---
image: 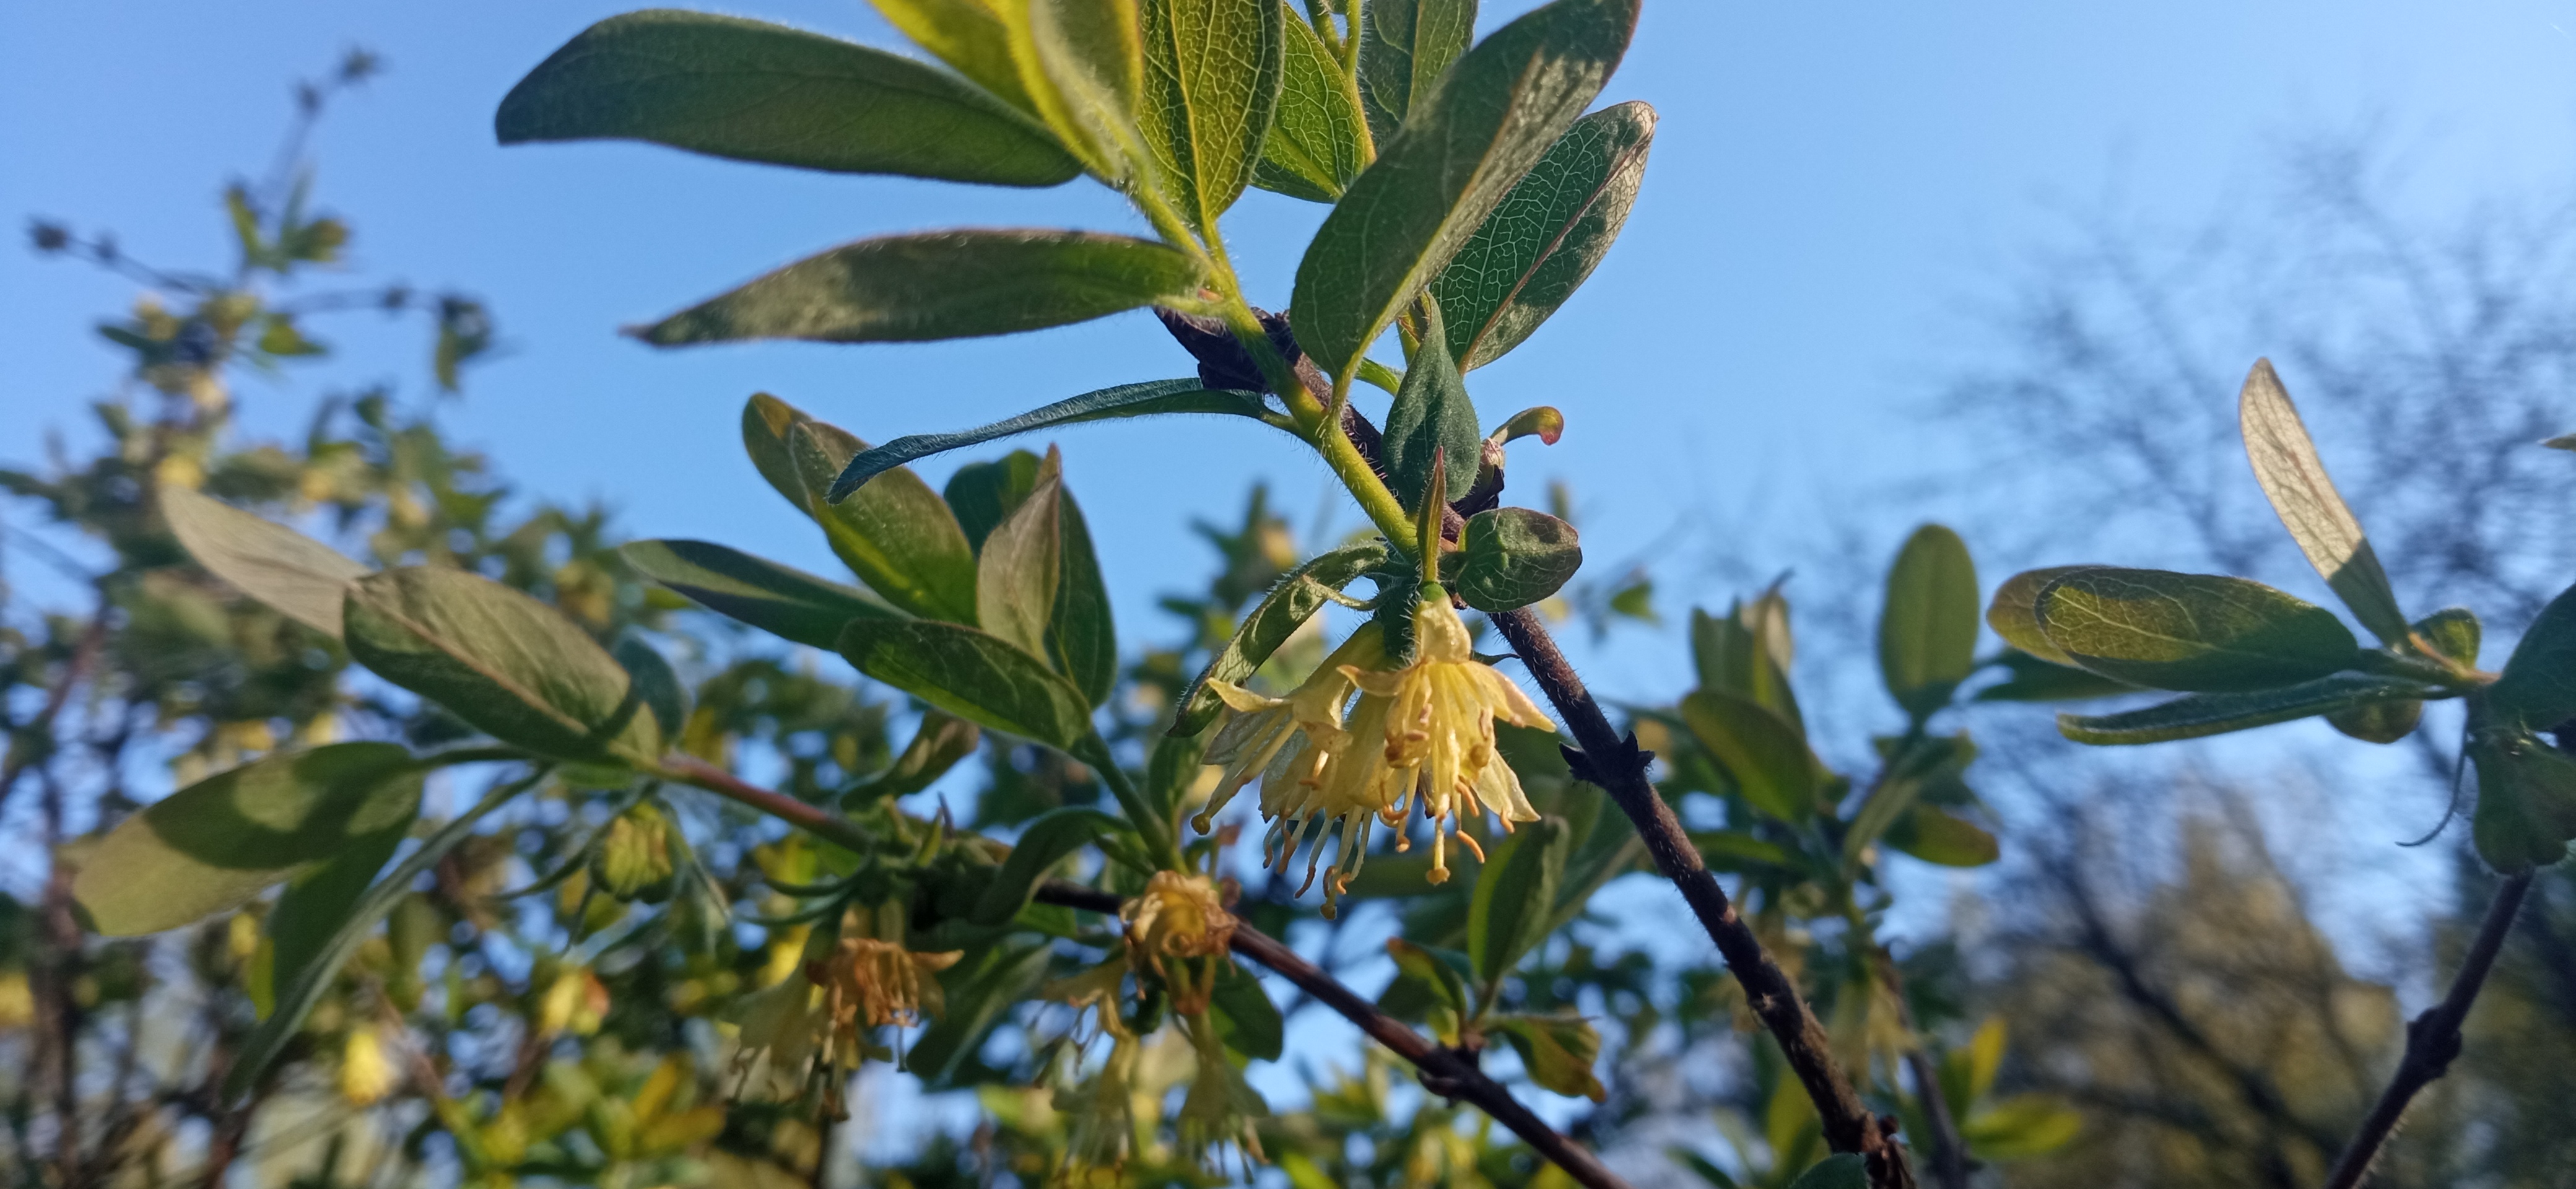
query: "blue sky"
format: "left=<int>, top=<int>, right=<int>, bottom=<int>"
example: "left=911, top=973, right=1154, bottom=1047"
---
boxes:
left=8, top=2, right=2575, bottom=707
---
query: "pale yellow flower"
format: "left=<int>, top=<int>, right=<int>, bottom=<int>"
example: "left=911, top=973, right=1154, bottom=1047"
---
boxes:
left=1338, top=590, right=1551, bottom=885
left=729, top=934, right=962, bottom=1115
left=1194, top=626, right=1383, bottom=832
left=1121, top=872, right=1236, bottom=1013
left=340, top=1026, right=402, bottom=1106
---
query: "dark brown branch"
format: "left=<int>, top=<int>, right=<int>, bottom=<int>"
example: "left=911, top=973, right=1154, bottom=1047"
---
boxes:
left=2321, top=871, right=2533, bottom=1189
left=1489, top=610, right=1913, bottom=1188
left=1033, top=882, right=1632, bottom=1189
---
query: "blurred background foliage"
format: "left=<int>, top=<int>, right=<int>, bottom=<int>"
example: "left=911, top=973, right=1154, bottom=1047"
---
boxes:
left=6, top=49, right=2575, bottom=1189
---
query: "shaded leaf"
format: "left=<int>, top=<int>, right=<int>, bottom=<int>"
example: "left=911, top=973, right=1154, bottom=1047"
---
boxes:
left=2055, top=672, right=2438, bottom=746
left=1878, top=523, right=1980, bottom=720
left=1972, top=648, right=2139, bottom=703
left=1961, top=1094, right=2083, bottom=1160
left=1138, top=0, right=1283, bottom=230
left=1785, top=1155, right=1868, bottom=1189
left=1468, top=815, right=1568, bottom=983
left=639, top=230, right=1201, bottom=346
left=2471, top=722, right=2576, bottom=871
left=2412, top=606, right=2481, bottom=668
left=1385, top=936, right=1472, bottom=1016
left=2034, top=567, right=2360, bottom=692
left=1052, top=486, right=1118, bottom=706
left=1172, top=541, right=1390, bottom=735
left=2239, top=358, right=2408, bottom=643
left=907, top=942, right=1055, bottom=1086
left=826, top=379, right=1261, bottom=502
left=837, top=619, right=1095, bottom=751
left=848, top=712, right=982, bottom=802
left=263, top=821, right=410, bottom=1012
left=74, top=744, right=422, bottom=936
left=161, top=485, right=369, bottom=637
left=742, top=393, right=822, bottom=511
left=2325, top=697, right=2423, bottom=744
left=2487, top=581, right=2576, bottom=730
left=1430, top=100, right=1653, bottom=369
left=344, top=568, right=662, bottom=764
left=1251, top=7, right=1367, bottom=201
left=1455, top=507, right=1582, bottom=612
left=1209, top=959, right=1283, bottom=1061
left=945, top=450, right=1047, bottom=552
left=1291, top=0, right=1640, bottom=378
left=615, top=638, right=689, bottom=740
left=972, top=807, right=1130, bottom=924
left=1380, top=293, right=1481, bottom=510
left=977, top=447, right=1066, bottom=658
left=495, top=10, right=1081, bottom=186
left=1884, top=804, right=1999, bottom=868
left=1490, top=1013, right=1605, bottom=1102
left=791, top=421, right=981, bottom=622
left=620, top=539, right=900, bottom=651
left=1357, top=0, right=1477, bottom=144
left=1680, top=689, right=1819, bottom=821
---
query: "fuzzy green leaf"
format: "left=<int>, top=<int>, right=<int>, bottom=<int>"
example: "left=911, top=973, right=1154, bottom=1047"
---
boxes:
left=2055, top=672, right=2437, bottom=746
left=1455, top=507, right=1582, bottom=611
left=1250, top=7, right=1367, bottom=201
left=977, top=447, right=1066, bottom=660
left=344, top=568, right=661, bottom=764
left=1357, top=0, right=1478, bottom=145
left=1878, top=523, right=1981, bottom=720
left=790, top=421, right=981, bottom=623
left=825, top=378, right=1262, bottom=502
left=1138, top=0, right=1283, bottom=230
left=1291, top=0, right=1640, bottom=379
left=1380, top=294, right=1481, bottom=510
left=639, top=230, right=1201, bottom=346
left=161, top=485, right=370, bottom=637
left=2035, top=567, right=2361, bottom=692
left=868, top=0, right=1039, bottom=113
left=1430, top=100, right=1653, bottom=369
left=1052, top=486, right=1118, bottom=707
left=494, top=10, right=1080, bottom=186
left=837, top=619, right=1095, bottom=751
left=620, top=539, right=900, bottom=650
left=74, top=744, right=422, bottom=936
left=1008, top=0, right=1146, bottom=180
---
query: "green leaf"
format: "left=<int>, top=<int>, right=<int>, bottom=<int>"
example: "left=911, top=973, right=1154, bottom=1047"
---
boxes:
left=825, top=379, right=1261, bottom=503
left=1007, top=0, right=1147, bottom=180
left=620, top=539, right=900, bottom=650
left=1668, top=1149, right=1741, bottom=1189
left=1785, top=1154, right=1868, bottom=1189
left=2472, top=722, right=2576, bottom=871
left=848, top=712, right=982, bottom=803
left=1251, top=7, right=1367, bottom=202
left=494, top=10, right=1081, bottom=187
left=1489, top=1013, right=1604, bottom=1102
left=1429, top=100, right=1653, bottom=370
left=946, top=450, right=1046, bottom=552
left=1680, top=690, right=1819, bottom=821
left=344, top=568, right=662, bottom=764
left=638, top=230, right=1202, bottom=346
left=161, top=485, right=369, bottom=637
left=868, top=0, right=1039, bottom=114
left=2412, top=607, right=2481, bottom=667
left=2034, top=567, right=2361, bottom=692
left=908, top=942, right=1055, bottom=1085
left=1357, top=0, right=1478, bottom=145
left=1052, top=484, right=1118, bottom=707
left=1291, top=0, right=1639, bottom=379
left=1138, top=0, right=1283, bottom=231
left=1690, top=829, right=1796, bottom=874
left=1985, top=565, right=2102, bottom=667
left=1690, top=591, right=1802, bottom=730
left=1380, top=293, right=1482, bottom=510
left=1454, top=508, right=1582, bottom=612
left=614, top=638, right=689, bottom=740
left=226, top=773, right=524, bottom=1100
left=2238, top=358, right=2409, bottom=645
left=1972, top=649, right=2139, bottom=703
left=73, top=744, right=422, bottom=936
left=1878, top=523, right=1981, bottom=720
left=1209, top=959, right=1284, bottom=1061
left=1468, top=815, right=1568, bottom=985
left=263, top=822, right=410, bottom=1012
left=1884, top=804, right=1999, bottom=868
left=977, top=446, right=1066, bottom=658
left=790, top=421, right=981, bottom=622
left=1384, top=937, right=1472, bottom=1016
left=1961, top=1094, right=2084, bottom=1160
left=1172, top=541, right=1390, bottom=736
left=971, top=807, right=1130, bottom=924
left=2326, top=697, right=2423, bottom=744
left=837, top=619, right=1095, bottom=750
left=2055, top=672, right=2438, bottom=746
left=742, top=393, right=820, bottom=511
left=2488, top=582, right=2576, bottom=730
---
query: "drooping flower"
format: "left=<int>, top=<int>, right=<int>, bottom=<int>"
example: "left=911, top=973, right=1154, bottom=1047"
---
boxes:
left=1337, top=588, right=1553, bottom=885
left=1175, top=1010, right=1267, bottom=1174
left=1197, top=629, right=1396, bottom=914
left=729, top=930, right=962, bottom=1115
left=1120, top=871, right=1237, bottom=1014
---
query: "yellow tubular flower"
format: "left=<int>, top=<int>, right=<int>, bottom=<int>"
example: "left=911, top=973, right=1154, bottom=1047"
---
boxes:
left=1120, top=871, right=1237, bottom=1014
left=729, top=934, right=961, bottom=1116
left=1194, top=625, right=1384, bottom=833
left=1341, top=589, right=1552, bottom=886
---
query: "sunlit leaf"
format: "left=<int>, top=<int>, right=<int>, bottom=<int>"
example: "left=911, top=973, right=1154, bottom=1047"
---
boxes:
left=1430, top=100, right=1653, bottom=370
left=161, top=485, right=369, bottom=637
left=2034, top=567, right=2360, bottom=692
left=1138, top=0, right=1283, bottom=230
left=2238, top=358, right=2408, bottom=643
left=1878, top=523, right=1980, bottom=720
left=620, top=539, right=900, bottom=650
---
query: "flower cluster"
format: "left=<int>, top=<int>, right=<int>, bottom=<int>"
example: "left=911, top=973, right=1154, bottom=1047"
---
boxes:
left=1120, top=871, right=1237, bottom=1014
left=731, top=928, right=961, bottom=1116
left=1198, top=590, right=1554, bottom=912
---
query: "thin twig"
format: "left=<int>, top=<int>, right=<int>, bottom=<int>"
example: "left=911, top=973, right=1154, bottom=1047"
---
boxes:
left=663, top=757, right=1632, bottom=1189
left=1033, top=881, right=1633, bottom=1189
left=2321, top=871, right=2533, bottom=1189
left=1490, top=609, right=1913, bottom=1188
